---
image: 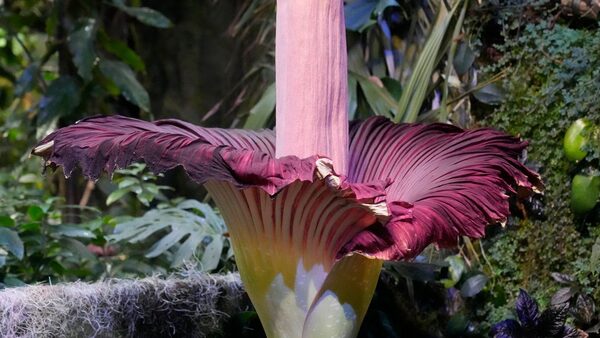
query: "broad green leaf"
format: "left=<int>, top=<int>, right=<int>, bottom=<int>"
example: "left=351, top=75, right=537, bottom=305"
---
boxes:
left=0, top=228, right=24, bottom=259
left=59, top=238, right=95, bottom=260
left=120, top=259, right=159, bottom=275
left=112, top=0, right=173, bottom=28
left=345, top=0, right=398, bottom=31
left=45, top=5, right=59, bottom=36
left=442, top=255, right=465, bottom=288
left=145, top=230, right=187, bottom=258
left=14, top=63, right=39, bottom=96
left=2, top=276, right=26, bottom=287
left=99, top=32, right=145, bottom=72
left=27, top=205, right=44, bottom=221
left=460, top=274, right=488, bottom=297
left=38, top=76, right=81, bottom=124
left=244, top=82, right=275, bottom=130
left=381, top=77, right=402, bottom=100
left=20, top=222, right=40, bottom=232
left=117, top=177, right=140, bottom=189
left=345, top=0, right=378, bottom=31
left=106, top=187, right=131, bottom=205
left=453, top=42, right=475, bottom=76
left=200, top=235, right=223, bottom=271
left=352, top=72, right=397, bottom=118
left=67, top=18, right=97, bottom=82
left=0, top=216, right=15, bottom=227
left=99, top=59, right=150, bottom=111
left=18, top=173, right=39, bottom=184
left=386, top=261, right=440, bottom=282
left=49, top=261, right=66, bottom=274
left=115, top=162, right=146, bottom=175
left=472, top=82, right=506, bottom=105
left=53, top=225, right=96, bottom=239
left=177, top=199, right=225, bottom=231
left=108, top=200, right=227, bottom=269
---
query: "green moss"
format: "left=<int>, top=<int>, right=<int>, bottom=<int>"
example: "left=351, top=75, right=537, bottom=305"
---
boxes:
left=478, top=21, right=600, bottom=326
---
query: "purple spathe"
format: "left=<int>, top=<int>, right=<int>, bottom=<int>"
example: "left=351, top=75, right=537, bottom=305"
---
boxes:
left=33, top=114, right=542, bottom=261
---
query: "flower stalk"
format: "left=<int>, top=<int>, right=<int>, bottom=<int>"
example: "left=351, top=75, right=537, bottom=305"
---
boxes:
left=275, top=0, right=349, bottom=173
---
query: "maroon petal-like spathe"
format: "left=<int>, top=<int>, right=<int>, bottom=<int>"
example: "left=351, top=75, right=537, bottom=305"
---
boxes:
left=342, top=117, right=543, bottom=260
left=34, top=115, right=313, bottom=195
left=33, top=115, right=387, bottom=200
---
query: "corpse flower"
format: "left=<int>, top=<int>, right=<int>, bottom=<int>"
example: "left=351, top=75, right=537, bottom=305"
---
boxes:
left=32, top=1, right=542, bottom=337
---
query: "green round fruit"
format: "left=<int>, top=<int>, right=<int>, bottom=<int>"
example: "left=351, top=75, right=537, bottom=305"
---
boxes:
left=570, top=175, right=600, bottom=215
left=564, top=118, right=592, bottom=161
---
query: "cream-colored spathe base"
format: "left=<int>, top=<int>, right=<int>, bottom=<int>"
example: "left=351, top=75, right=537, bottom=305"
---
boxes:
left=257, top=257, right=379, bottom=338
left=205, top=181, right=383, bottom=338
left=303, top=291, right=357, bottom=338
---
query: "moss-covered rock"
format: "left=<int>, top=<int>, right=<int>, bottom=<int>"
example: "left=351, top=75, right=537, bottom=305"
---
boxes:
left=478, top=21, right=600, bottom=327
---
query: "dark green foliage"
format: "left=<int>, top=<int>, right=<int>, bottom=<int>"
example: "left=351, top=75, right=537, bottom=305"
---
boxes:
left=479, top=21, right=600, bottom=332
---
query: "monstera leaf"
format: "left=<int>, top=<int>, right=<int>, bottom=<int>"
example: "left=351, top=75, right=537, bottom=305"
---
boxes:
left=109, top=200, right=227, bottom=270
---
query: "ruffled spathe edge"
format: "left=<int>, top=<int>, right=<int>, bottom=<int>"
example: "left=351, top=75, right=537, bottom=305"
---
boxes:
left=343, top=117, right=543, bottom=260
left=32, top=115, right=389, bottom=214
left=32, top=115, right=543, bottom=262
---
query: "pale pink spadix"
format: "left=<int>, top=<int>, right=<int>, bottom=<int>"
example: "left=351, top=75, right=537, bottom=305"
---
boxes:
left=275, top=0, right=349, bottom=175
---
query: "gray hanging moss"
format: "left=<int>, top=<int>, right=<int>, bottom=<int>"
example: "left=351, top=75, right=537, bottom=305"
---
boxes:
left=0, top=271, right=244, bottom=338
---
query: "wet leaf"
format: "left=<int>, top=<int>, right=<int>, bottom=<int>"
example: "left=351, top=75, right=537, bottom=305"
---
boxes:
left=244, top=82, right=275, bottom=130
left=443, top=255, right=465, bottom=288
left=387, top=261, right=440, bottom=282
left=53, top=225, right=96, bottom=239
left=460, top=274, right=488, bottom=297
left=351, top=72, right=397, bottom=118
left=99, top=59, right=149, bottom=111
left=109, top=200, right=226, bottom=270
left=345, top=0, right=398, bottom=31
left=0, top=228, right=24, bottom=259
left=516, top=289, right=540, bottom=328
left=99, top=32, right=145, bottom=72
left=200, top=235, right=223, bottom=271
left=550, top=272, right=576, bottom=285
left=473, top=82, right=506, bottom=105
left=106, top=187, right=130, bottom=205
left=453, top=42, right=475, bottom=75
left=14, top=63, right=39, bottom=96
left=27, top=205, right=44, bottom=222
left=38, top=76, right=81, bottom=124
left=68, top=18, right=97, bottom=82
left=59, top=238, right=95, bottom=260
left=112, top=0, right=173, bottom=28
left=0, top=216, right=15, bottom=228
left=573, top=294, right=596, bottom=324
left=551, top=287, right=576, bottom=305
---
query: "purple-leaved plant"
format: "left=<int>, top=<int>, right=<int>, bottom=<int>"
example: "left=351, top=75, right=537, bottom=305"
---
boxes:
left=491, top=289, right=585, bottom=338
